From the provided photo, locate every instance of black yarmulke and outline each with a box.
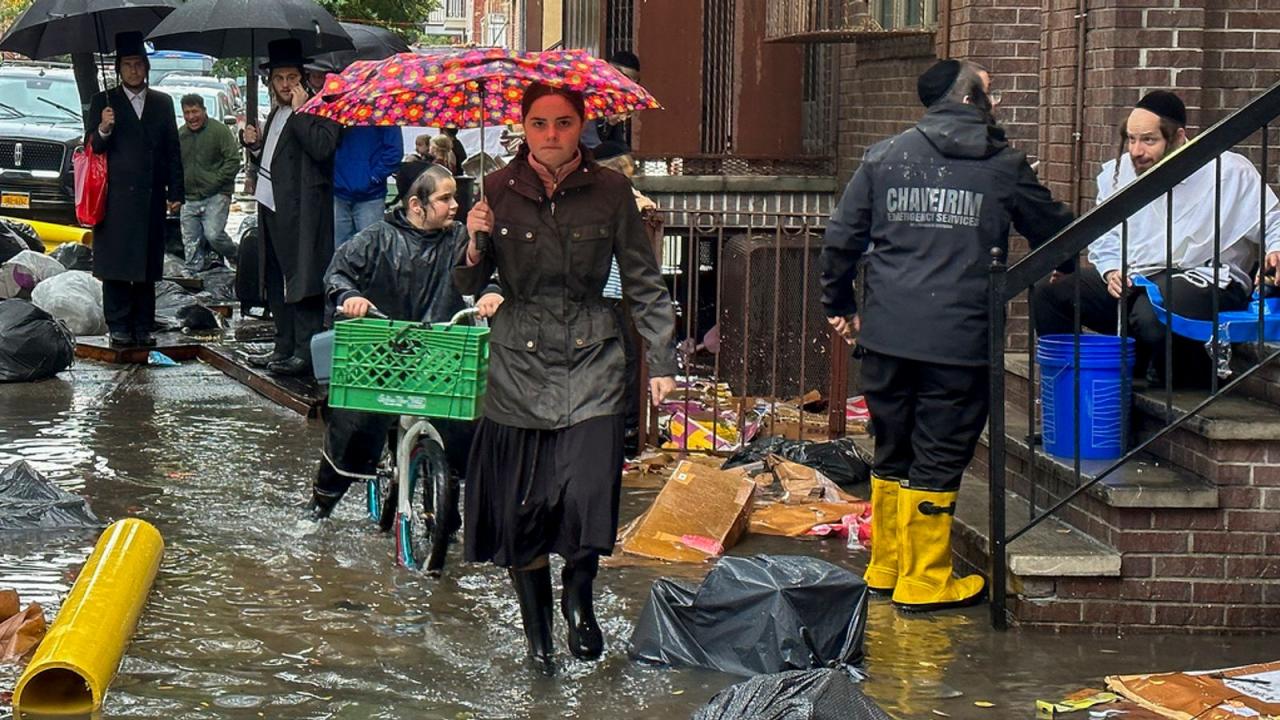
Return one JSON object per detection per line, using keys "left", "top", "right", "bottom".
{"left": 917, "top": 59, "right": 962, "bottom": 107}
{"left": 1136, "top": 90, "right": 1187, "bottom": 127}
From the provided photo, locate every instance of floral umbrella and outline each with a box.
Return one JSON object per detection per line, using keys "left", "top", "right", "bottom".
{"left": 299, "top": 47, "right": 661, "bottom": 129}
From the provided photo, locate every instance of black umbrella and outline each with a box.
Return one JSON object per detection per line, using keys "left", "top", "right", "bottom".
{"left": 0, "top": 0, "right": 181, "bottom": 59}
{"left": 308, "top": 22, "right": 411, "bottom": 73}
{"left": 145, "top": 0, "right": 353, "bottom": 58}
{"left": 146, "top": 0, "right": 352, "bottom": 128}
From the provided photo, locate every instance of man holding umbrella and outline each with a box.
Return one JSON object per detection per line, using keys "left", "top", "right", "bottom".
{"left": 86, "top": 31, "right": 184, "bottom": 348}
{"left": 242, "top": 39, "right": 341, "bottom": 376}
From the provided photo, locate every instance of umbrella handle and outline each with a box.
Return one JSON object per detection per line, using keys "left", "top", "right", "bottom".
{"left": 474, "top": 231, "right": 492, "bottom": 260}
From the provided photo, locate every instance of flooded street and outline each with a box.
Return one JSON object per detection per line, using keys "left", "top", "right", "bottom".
{"left": 2, "top": 361, "right": 1276, "bottom": 719}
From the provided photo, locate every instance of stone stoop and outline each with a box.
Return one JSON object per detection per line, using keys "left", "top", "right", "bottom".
{"left": 973, "top": 353, "right": 1280, "bottom": 630}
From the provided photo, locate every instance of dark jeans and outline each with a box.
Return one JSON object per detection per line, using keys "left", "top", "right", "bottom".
{"left": 261, "top": 207, "right": 324, "bottom": 362}
{"left": 102, "top": 279, "right": 156, "bottom": 335}
{"left": 1032, "top": 269, "right": 1251, "bottom": 385}
{"left": 860, "top": 350, "right": 989, "bottom": 493}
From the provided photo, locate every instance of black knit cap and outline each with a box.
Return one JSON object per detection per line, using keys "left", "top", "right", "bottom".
{"left": 917, "top": 59, "right": 962, "bottom": 107}
{"left": 1135, "top": 90, "right": 1187, "bottom": 128}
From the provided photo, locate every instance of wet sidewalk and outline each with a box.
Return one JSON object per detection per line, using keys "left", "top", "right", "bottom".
{"left": 1, "top": 361, "right": 1276, "bottom": 719}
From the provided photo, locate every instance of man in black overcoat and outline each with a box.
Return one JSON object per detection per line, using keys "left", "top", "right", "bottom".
{"left": 86, "top": 31, "right": 184, "bottom": 347}
{"left": 242, "top": 39, "right": 340, "bottom": 377}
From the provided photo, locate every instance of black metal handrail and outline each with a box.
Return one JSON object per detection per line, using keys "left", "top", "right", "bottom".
{"left": 986, "top": 78, "right": 1280, "bottom": 630}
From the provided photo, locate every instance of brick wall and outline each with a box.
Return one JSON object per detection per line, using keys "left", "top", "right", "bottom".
{"left": 834, "top": 34, "right": 937, "bottom": 187}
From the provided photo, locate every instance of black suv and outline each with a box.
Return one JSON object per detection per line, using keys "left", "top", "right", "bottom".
{"left": 0, "top": 65, "right": 83, "bottom": 225}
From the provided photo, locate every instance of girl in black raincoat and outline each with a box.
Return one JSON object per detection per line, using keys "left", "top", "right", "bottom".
{"left": 308, "top": 164, "right": 502, "bottom": 519}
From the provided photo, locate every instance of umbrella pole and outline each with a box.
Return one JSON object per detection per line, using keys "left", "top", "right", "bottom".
{"left": 93, "top": 14, "right": 108, "bottom": 91}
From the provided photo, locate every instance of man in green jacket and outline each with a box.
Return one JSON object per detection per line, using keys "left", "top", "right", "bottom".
{"left": 178, "top": 93, "right": 241, "bottom": 273}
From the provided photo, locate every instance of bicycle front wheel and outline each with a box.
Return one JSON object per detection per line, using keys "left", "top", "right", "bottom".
{"left": 392, "top": 436, "right": 457, "bottom": 575}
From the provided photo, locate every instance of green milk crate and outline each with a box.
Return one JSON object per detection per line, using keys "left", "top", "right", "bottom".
{"left": 327, "top": 317, "right": 489, "bottom": 420}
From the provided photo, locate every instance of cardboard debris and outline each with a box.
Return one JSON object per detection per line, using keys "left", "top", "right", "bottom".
{"left": 0, "top": 589, "right": 46, "bottom": 663}
{"left": 749, "top": 502, "right": 866, "bottom": 537}
{"left": 618, "top": 460, "right": 756, "bottom": 563}
{"left": 766, "top": 456, "right": 860, "bottom": 505}
{"left": 1106, "top": 660, "right": 1280, "bottom": 720}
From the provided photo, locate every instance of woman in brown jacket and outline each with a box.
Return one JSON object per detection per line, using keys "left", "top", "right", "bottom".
{"left": 455, "top": 83, "right": 678, "bottom": 671}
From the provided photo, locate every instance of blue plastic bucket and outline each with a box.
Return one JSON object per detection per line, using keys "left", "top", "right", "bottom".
{"left": 1036, "top": 334, "right": 1136, "bottom": 461}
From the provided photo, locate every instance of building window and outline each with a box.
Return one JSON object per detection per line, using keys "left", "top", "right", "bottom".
{"left": 447, "top": 0, "right": 466, "bottom": 18}
{"left": 801, "top": 44, "right": 835, "bottom": 156}
{"left": 701, "top": 0, "right": 735, "bottom": 154}
{"left": 871, "top": 0, "right": 937, "bottom": 29}
{"left": 605, "top": 0, "right": 634, "bottom": 57}
{"left": 563, "top": 0, "right": 602, "bottom": 54}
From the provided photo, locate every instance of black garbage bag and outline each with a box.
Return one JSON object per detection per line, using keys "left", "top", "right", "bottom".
{"left": 49, "top": 242, "right": 94, "bottom": 272}
{"left": 1, "top": 219, "right": 44, "bottom": 253}
{"left": 0, "top": 460, "right": 100, "bottom": 532}
{"left": 629, "top": 555, "right": 868, "bottom": 677}
{"left": 153, "top": 280, "right": 201, "bottom": 331}
{"left": 195, "top": 266, "right": 237, "bottom": 303}
{"left": 0, "top": 299, "right": 75, "bottom": 383}
{"left": 177, "top": 304, "right": 219, "bottom": 333}
{"left": 723, "top": 437, "right": 870, "bottom": 488}
{"left": 693, "top": 668, "right": 891, "bottom": 720}
{"left": 0, "top": 224, "right": 24, "bottom": 264}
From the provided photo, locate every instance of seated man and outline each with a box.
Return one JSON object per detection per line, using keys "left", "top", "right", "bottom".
{"left": 308, "top": 164, "right": 502, "bottom": 519}
{"left": 1034, "top": 90, "right": 1280, "bottom": 385}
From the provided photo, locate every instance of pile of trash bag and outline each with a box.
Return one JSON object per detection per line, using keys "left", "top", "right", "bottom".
{"left": 629, "top": 555, "right": 868, "bottom": 676}
{"left": 0, "top": 460, "right": 99, "bottom": 532}
{"left": 693, "top": 668, "right": 891, "bottom": 720}
{"left": 0, "top": 250, "right": 64, "bottom": 300}
{"left": 49, "top": 242, "right": 93, "bottom": 272}
{"left": 0, "top": 299, "right": 75, "bottom": 382}
{"left": 31, "top": 271, "right": 106, "bottom": 336}
{"left": 723, "top": 437, "right": 870, "bottom": 488}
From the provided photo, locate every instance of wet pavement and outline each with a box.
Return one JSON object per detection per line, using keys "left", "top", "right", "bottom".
{"left": 1, "top": 360, "right": 1277, "bottom": 719}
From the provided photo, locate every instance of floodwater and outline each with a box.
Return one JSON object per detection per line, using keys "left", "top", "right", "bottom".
{"left": 1, "top": 360, "right": 1276, "bottom": 719}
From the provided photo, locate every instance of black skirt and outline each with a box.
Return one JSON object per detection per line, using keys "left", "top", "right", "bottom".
{"left": 463, "top": 414, "right": 625, "bottom": 568}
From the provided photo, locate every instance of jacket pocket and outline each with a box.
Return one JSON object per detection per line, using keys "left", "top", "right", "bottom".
{"left": 567, "top": 222, "right": 614, "bottom": 295}
{"left": 489, "top": 312, "right": 541, "bottom": 353}
{"left": 493, "top": 221, "right": 537, "bottom": 273}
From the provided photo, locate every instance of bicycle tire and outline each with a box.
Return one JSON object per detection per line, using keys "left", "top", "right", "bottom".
{"left": 387, "top": 436, "right": 456, "bottom": 574}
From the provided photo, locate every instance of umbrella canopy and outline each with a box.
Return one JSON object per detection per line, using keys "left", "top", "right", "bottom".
{"left": 145, "top": 0, "right": 352, "bottom": 58}
{"left": 300, "top": 48, "right": 661, "bottom": 129}
{"left": 308, "top": 22, "right": 411, "bottom": 73}
{"left": 0, "top": 0, "right": 181, "bottom": 59}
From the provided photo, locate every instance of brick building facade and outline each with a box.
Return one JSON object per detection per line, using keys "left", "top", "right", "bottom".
{"left": 825, "top": 0, "right": 1280, "bottom": 631}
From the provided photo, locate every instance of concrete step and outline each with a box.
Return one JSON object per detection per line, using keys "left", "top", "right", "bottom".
{"left": 956, "top": 467, "right": 1122, "bottom": 579}
{"left": 1007, "top": 353, "right": 1280, "bottom": 444}
{"left": 848, "top": 436, "right": 1121, "bottom": 579}
{"left": 983, "top": 406, "right": 1219, "bottom": 510}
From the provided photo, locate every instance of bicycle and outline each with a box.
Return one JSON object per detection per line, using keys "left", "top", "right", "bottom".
{"left": 320, "top": 306, "right": 483, "bottom": 576}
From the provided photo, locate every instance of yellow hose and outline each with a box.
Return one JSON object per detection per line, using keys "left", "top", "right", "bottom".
{"left": 0, "top": 216, "right": 93, "bottom": 251}
{"left": 13, "top": 519, "right": 164, "bottom": 715}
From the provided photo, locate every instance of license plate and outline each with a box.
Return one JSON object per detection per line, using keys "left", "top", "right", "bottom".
{"left": 1, "top": 192, "right": 30, "bottom": 209}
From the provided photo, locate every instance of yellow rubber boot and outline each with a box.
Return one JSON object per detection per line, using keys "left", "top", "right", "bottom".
{"left": 892, "top": 487, "right": 986, "bottom": 612}
{"left": 863, "top": 476, "right": 900, "bottom": 594}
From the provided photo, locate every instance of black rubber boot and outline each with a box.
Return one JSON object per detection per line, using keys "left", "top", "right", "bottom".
{"left": 306, "top": 488, "right": 343, "bottom": 520}
{"left": 307, "top": 462, "right": 348, "bottom": 520}
{"left": 508, "top": 566, "right": 555, "bottom": 673}
{"left": 561, "top": 555, "right": 604, "bottom": 660}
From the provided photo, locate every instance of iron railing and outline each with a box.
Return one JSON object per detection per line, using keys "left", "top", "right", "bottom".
{"left": 632, "top": 210, "right": 849, "bottom": 453}
{"left": 987, "top": 81, "right": 1280, "bottom": 629}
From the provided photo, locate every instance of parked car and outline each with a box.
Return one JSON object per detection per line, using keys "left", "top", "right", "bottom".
{"left": 0, "top": 65, "right": 83, "bottom": 225}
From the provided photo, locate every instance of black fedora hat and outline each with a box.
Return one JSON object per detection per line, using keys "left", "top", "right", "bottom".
{"left": 259, "top": 38, "right": 312, "bottom": 71}
{"left": 114, "top": 31, "right": 148, "bottom": 59}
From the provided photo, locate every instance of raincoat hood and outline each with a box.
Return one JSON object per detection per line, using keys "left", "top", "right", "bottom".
{"left": 915, "top": 102, "right": 1008, "bottom": 161}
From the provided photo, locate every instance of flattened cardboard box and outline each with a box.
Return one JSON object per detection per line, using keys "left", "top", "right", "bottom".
{"left": 618, "top": 460, "right": 756, "bottom": 563}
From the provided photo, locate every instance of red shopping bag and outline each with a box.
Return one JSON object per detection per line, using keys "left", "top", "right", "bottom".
{"left": 72, "top": 142, "right": 107, "bottom": 227}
